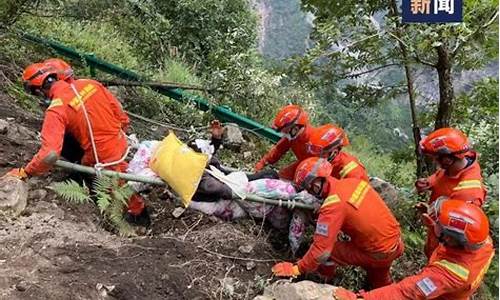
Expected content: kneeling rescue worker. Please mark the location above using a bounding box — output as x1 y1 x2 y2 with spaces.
3 59 149 225
272 157 403 288
333 199 494 300
255 104 317 180
415 128 486 258
306 123 368 181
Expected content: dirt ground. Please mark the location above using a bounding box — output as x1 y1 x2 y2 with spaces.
0 92 289 300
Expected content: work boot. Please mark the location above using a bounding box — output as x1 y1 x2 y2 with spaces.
124 206 151 227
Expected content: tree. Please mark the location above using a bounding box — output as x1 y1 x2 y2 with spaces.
297 0 498 176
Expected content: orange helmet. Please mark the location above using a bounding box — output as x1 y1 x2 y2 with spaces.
307 124 350 157
420 128 471 159
294 157 332 190
43 58 74 81
22 63 57 90
272 104 309 132
429 198 489 250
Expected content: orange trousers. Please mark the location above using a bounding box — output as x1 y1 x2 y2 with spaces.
322 238 404 288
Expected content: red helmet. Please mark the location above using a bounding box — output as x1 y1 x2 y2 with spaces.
420 128 471 159
272 104 309 132
307 124 350 157
294 157 332 190
43 58 74 81
429 198 489 250
22 63 57 90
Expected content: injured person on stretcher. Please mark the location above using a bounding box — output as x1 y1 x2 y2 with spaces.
126 120 321 253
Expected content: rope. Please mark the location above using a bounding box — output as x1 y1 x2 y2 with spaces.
126 110 194 133
70 83 130 175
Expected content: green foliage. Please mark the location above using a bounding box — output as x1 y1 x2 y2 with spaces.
347 135 416 187
19 17 142 73
0 0 28 28
53 176 136 237
155 0 258 71
483 174 499 295
452 77 499 176
13 0 292 125
51 179 91 204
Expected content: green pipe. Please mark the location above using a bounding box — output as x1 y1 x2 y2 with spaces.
54 160 313 210
20 32 281 143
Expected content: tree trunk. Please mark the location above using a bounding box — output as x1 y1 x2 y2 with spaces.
434 44 454 129
403 64 425 176
389 0 425 177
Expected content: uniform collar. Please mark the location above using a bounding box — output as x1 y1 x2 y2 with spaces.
330 150 346 163
48 80 70 99
443 151 478 178
322 176 340 198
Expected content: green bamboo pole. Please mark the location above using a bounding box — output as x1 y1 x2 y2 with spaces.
54 160 314 210
54 160 164 185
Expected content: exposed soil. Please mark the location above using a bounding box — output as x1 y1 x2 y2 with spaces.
0 92 287 300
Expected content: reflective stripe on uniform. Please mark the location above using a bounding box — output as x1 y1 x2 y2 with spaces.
69 84 97 109
453 179 482 191
471 252 494 289
339 161 358 178
433 259 470 281
321 194 341 208
348 181 369 208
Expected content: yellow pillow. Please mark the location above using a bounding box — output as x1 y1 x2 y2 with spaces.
150 132 208 207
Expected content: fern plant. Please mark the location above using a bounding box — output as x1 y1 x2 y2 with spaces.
51 175 137 237
51 179 91 204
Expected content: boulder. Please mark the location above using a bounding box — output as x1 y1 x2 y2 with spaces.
223 123 245 150
369 176 399 209
255 281 335 300
0 176 28 216
0 119 8 134
0 118 38 142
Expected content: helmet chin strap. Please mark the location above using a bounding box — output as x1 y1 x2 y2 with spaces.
39 97 51 108
283 126 305 141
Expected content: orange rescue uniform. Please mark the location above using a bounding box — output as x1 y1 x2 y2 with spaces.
25 79 144 214
260 124 316 180
423 152 486 258
427 152 486 206
359 238 495 300
297 177 403 288
329 151 369 181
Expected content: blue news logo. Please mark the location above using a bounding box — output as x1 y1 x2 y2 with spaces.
402 0 463 23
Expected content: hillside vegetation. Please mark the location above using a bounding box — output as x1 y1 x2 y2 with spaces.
0 0 498 298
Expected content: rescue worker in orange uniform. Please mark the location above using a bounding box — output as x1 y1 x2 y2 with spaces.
332 199 495 300
272 158 403 288
254 104 317 180
306 124 368 181
4 61 149 225
39 58 83 163
415 128 486 258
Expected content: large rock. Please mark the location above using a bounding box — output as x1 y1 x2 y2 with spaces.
0 119 8 134
0 176 28 216
223 123 245 150
254 281 335 300
0 118 38 142
369 176 399 209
